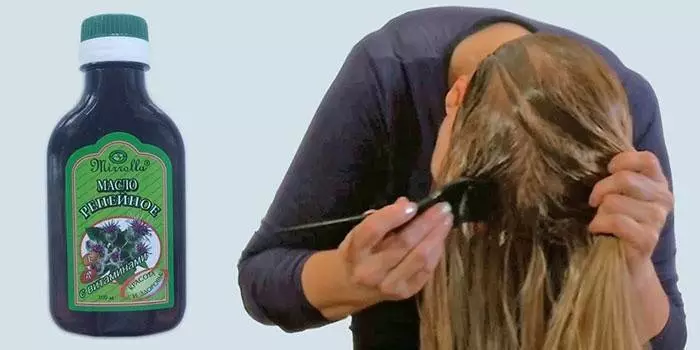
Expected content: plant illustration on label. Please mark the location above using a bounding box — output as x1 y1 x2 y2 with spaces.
78 218 159 296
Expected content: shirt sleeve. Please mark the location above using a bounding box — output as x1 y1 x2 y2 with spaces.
626 72 687 349
236 37 392 333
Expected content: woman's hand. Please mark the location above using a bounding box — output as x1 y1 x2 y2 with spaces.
588 150 673 340
301 197 453 321
338 197 453 304
588 150 674 273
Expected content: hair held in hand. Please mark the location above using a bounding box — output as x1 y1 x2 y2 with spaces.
419 34 646 350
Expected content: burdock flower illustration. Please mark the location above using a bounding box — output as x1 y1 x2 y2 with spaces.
136 242 150 258
109 248 123 263
103 220 121 242
129 219 151 238
86 240 105 256
81 218 155 285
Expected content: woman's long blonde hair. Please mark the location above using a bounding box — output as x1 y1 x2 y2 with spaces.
419 34 645 350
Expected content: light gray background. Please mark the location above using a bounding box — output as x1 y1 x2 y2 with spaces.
0 0 694 348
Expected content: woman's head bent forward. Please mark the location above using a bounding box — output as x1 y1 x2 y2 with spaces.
421 34 642 350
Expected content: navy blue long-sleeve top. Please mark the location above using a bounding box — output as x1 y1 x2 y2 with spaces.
238 6 686 349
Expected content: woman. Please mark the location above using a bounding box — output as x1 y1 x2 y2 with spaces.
238 6 685 349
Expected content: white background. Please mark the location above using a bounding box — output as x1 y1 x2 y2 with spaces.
0 0 695 348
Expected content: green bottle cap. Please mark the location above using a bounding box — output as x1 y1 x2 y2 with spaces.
80 14 149 42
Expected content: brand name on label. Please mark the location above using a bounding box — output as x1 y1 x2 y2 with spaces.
90 149 151 173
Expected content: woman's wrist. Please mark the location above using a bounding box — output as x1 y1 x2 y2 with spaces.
630 258 670 342
301 249 381 320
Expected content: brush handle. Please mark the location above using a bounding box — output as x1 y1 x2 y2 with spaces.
273 187 451 235
272 213 369 233
268 177 491 237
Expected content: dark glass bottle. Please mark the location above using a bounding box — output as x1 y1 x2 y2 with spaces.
47 14 186 336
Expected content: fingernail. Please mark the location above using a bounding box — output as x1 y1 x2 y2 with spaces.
395 282 409 296
443 214 454 226
440 202 452 214
363 209 377 216
405 202 417 215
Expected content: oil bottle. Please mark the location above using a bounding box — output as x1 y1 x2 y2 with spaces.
47 14 186 336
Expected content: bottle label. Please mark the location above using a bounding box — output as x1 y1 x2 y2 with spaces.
65 132 175 311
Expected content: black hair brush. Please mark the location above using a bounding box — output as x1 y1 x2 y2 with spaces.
273 177 496 234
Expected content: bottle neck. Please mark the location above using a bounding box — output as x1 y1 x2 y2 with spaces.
81 62 150 101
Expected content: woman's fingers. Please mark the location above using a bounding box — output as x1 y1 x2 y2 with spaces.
378 213 452 298
345 200 453 301
349 247 406 287
347 197 417 262
589 170 669 206
596 193 668 228
585 150 673 269
353 202 452 287
607 150 666 184
380 202 452 252
588 212 658 255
